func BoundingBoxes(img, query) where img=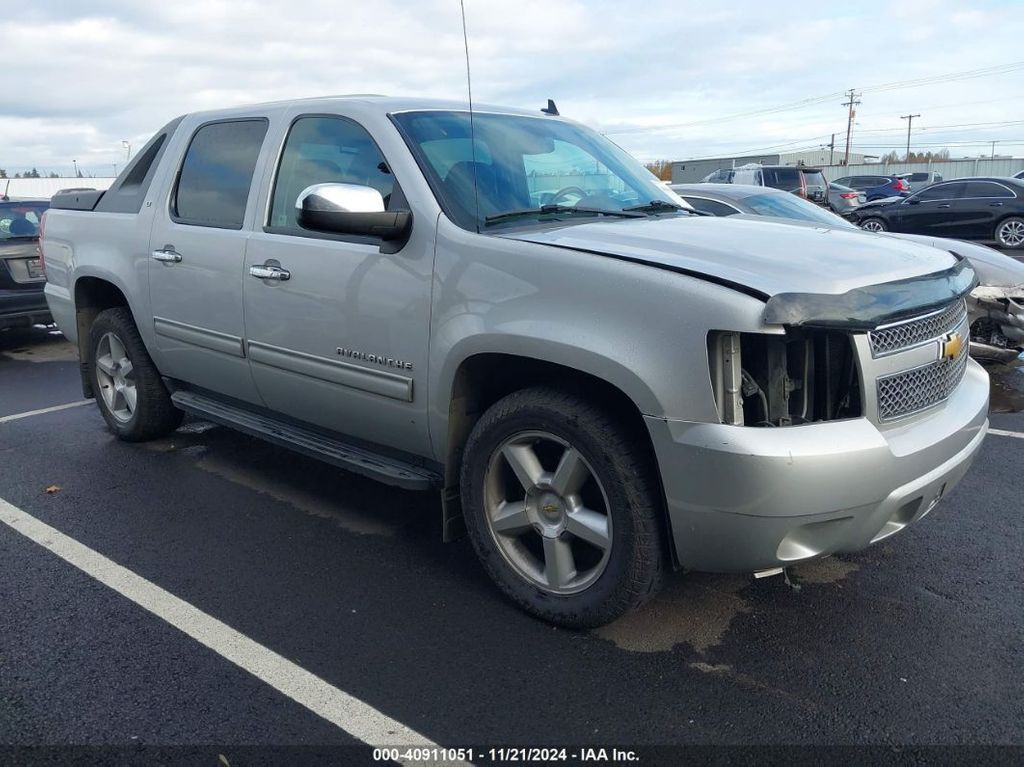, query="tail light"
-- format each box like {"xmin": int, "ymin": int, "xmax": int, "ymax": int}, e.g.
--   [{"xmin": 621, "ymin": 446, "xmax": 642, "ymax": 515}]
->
[
  {"xmin": 840, "ymin": 192, "xmax": 857, "ymax": 199},
  {"xmin": 894, "ymin": 179, "xmax": 909, "ymax": 191},
  {"xmin": 36, "ymin": 210, "xmax": 47, "ymax": 275}
]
